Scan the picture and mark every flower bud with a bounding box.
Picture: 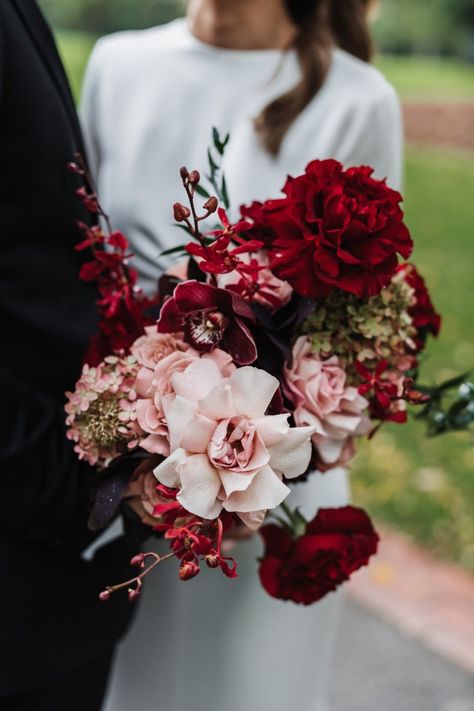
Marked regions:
[203,196,218,214]
[180,166,189,179]
[188,170,200,185]
[179,560,200,581]
[128,587,141,602]
[99,589,111,602]
[66,161,83,175]
[131,553,145,567]
[173,203,191,222]
[205,554,219,569]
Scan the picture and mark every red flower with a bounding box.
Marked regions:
[355,360,407,424]
[185,208,263,275]
[397,264,441,349]
[259,506,379,605]
[157,280,257,365]
[243,160,413,299]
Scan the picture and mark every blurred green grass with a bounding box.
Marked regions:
[353,149,474,571]
[375,54,474,100]
[56,30,474,569]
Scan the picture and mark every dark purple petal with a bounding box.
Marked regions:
[223,318,257,365]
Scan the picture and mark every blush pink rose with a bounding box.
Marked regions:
[154,361,317,528]
[130,327,189,370]
[284,336,370,468]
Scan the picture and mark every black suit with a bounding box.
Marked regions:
[0,0,134,703]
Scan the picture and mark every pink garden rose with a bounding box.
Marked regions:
[284,337,370,468]
[135,345,235,456]
[153,361,316,528]
[130,327,189,370]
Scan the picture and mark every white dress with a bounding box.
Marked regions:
[81,19,402,711]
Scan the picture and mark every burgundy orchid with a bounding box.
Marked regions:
[157,280,257,365]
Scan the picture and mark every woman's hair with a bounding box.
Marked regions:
[255,0,374,156]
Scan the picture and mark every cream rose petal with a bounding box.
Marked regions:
[218,468,259,498]
[177,454,223,519]
[153,447,187,488]
[224,465,290,513]
[267,425,317,479]
[230,367,279,418]
[170,359,225,403]
[166,395,215,453]
[237,509,267,531]
[249,414,290,447]
[314,435,345,464]
[198,381,237,421]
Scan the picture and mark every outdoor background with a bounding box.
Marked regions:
[39,0,474,571]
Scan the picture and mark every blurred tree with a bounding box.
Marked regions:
[373,0,474,57]
[38,0,185,34]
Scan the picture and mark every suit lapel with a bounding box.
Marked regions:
[10,0,84,150]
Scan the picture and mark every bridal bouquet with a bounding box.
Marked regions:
[65,135,442,606]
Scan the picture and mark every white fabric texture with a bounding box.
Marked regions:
[81,18,402,711]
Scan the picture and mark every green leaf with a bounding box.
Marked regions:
[194,183,211,198]
[160,241,188,257]
[221,174,230,209]
[207,148,219,174]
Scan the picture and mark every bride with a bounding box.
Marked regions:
[81,1,402,709]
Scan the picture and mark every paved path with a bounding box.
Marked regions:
[349,527,474,674]
[331,601,474,711]
[403,102,474,151]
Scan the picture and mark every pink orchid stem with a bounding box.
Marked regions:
[74,151,114,235]
[101,549,179,600]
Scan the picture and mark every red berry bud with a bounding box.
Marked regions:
[179,561,200,581]
[131,554,145,567]
[205,554,219,569]
[173,203,191,222]
[99,589,111,602]
[180,166,189,179]
[188,170,200,185]
[67,161,83,175]
[128,587,141,602]
[203,196,219,214]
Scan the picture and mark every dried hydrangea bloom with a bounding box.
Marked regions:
[65,355,141,468]
[301,271,417,378]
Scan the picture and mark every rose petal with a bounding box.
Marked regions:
[237,509,267,531]
[171,358,225,402]
[198,381,237,420]
[268,425,316,479]
[154,448,187,488]
[230,367,279,418]
[224,465,290,513]
[177,454,223,519]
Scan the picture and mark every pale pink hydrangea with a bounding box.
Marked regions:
[284,336,370,469]
[65,355,140,468]
[153,360,317,529]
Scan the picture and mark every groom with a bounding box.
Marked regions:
[0,1,135,708]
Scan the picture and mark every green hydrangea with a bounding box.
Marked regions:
[301,272,417,374]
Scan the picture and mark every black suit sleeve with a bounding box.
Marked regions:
[0,367,97,552]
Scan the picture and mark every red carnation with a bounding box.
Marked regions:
[258,506,379,605]
[157,280,257,365]
[397,264,441,349]
[244,160,413,299]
